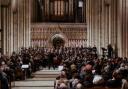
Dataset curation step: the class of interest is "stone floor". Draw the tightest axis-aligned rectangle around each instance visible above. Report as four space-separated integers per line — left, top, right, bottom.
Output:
12 87 53 89
12 69 60 89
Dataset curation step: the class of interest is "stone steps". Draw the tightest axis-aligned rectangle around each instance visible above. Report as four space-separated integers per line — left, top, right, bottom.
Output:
33 69 60 78
13 81 54 87
12 69 59 89
33 74 58 78
12 87 53 89
27 78 55 81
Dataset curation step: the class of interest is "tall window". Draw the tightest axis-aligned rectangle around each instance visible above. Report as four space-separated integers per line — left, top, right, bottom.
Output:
52 0 65 16
77 0 84 22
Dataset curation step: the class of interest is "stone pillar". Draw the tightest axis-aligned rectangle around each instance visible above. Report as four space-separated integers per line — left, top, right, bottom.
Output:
2 7 7 54
126 3 128 57
86 0 118 55
86 0 91 46
117 0 128 57
117 0 122 57
8 6 14 55
0 0 31 55
0 5 1 30
17 0 31 50
1 4 14 55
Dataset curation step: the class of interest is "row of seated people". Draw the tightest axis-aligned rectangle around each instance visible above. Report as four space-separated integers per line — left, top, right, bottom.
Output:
55 62 128 89
53 48 128 89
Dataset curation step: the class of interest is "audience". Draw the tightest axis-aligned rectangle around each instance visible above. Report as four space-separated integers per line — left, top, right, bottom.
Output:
0 46 128 89
0 62 9 89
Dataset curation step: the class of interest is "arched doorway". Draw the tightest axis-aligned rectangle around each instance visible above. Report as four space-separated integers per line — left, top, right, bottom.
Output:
51 34 67 49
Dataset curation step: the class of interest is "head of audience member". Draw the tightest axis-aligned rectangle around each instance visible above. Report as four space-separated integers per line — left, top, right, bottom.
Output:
84 64 93 72
58 83 68 89
76 83 83 89
112 70 122 80
93 75 104 85
59 70 67 78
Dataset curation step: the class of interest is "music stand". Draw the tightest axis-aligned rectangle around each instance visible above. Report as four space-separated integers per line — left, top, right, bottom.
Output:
21 65 29 80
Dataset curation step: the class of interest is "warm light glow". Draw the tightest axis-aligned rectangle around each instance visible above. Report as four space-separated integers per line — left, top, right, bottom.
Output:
54 0 65 16
11 0 17 13
79 1 83 7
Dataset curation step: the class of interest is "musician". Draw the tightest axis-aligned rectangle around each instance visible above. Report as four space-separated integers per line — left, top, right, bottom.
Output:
101 47 107 58
107 44 113 58
92 45 98 58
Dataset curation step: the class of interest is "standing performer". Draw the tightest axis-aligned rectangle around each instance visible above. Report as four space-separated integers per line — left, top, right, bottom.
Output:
107 44 113 58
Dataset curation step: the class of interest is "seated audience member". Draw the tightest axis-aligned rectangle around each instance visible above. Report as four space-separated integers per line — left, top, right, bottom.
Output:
58 83 68 89
69 73 80 89
81 64 93 87
70 62 77 73
0 63 9 89
106 70 122 88
121 79 128 89
75 83 83 89
93 75 104 85
55 71 69 89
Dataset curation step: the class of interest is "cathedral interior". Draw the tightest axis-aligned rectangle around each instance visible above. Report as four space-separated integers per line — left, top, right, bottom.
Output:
0 0 128 89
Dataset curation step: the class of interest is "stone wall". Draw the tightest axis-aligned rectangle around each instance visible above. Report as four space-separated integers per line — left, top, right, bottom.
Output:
117 0 128 57
0 0 31 55
0 0 128 57
86 0 128 57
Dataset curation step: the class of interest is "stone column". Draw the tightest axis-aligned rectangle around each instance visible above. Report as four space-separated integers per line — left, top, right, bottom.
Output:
8 6 14 55
117 0 128 57
117 0 122 57
86 0 91 46
86 0 118 55
126 2 128 57
0 5 1 30
2 7 7 54
1 0 31 54
125 0 128 58
1 4 14 55
17 0 31 50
